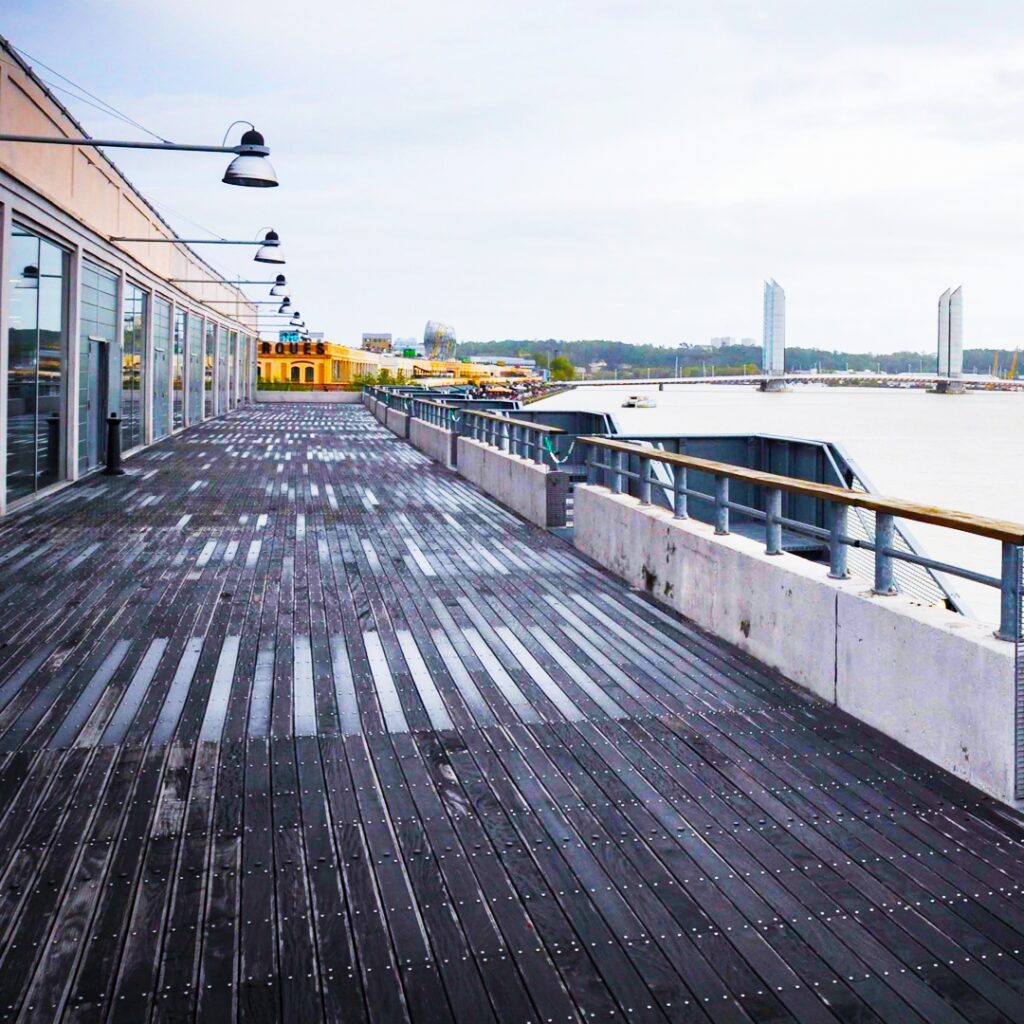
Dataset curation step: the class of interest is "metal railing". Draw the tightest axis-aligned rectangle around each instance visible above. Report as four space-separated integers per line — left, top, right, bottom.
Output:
578 435 1024 642
411 398 459 430
460 408 565 465
381 392 567 465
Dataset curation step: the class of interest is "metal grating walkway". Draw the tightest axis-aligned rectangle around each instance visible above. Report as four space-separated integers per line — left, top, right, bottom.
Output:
0 403 1023 1022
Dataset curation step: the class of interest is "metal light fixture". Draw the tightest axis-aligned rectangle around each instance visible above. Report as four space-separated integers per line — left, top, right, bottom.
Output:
254 230 285 265
269 274 288 296
221 124 278 188
0 120 278 187
15 264 39 288
277 297 292 313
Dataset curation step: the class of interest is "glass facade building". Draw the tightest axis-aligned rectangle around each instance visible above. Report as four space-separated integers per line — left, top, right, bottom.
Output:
762 279 786 377
173 309 186 430
0 38 257 516
5 225 69 502
121 283 147 451
152 296 171 440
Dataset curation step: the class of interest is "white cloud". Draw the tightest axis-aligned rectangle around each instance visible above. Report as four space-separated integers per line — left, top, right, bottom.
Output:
9 0 1024 349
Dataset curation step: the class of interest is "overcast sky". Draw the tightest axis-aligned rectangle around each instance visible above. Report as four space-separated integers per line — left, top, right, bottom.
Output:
7 1 1024 352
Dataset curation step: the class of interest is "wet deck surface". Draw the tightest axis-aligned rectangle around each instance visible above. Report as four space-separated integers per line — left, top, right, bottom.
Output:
1 403 1024 1023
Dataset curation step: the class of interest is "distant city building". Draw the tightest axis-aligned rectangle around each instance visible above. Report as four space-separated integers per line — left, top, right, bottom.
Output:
740 337 757 346
937 287 964 378
762 280 786 375
469 355 535 368
424 321 457 359
709 337 733 349
361 333 392 353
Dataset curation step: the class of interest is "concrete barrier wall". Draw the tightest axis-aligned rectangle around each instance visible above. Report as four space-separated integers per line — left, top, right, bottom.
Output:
385 408 410 438
256 390 361 403
573 484 1017 804
410 419 456 468
457 437 552 528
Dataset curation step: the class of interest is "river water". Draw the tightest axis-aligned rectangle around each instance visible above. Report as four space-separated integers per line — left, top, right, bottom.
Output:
531 383 1024 626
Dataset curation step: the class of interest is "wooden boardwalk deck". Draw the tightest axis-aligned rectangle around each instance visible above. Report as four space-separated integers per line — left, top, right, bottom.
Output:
0 403 1023 1023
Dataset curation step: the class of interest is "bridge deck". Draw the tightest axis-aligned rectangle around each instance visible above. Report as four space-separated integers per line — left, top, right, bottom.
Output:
0 403 1023 1023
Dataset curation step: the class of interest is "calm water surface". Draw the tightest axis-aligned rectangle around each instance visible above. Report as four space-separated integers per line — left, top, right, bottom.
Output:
533 383 1024 624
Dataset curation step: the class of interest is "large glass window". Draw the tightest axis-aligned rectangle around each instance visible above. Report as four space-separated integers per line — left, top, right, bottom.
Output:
121 284 147 450
217 326 229 414
78 262 118 472
6 225 69 502
228 331 238 409
204 320 216 417
173 309 185 429
152 297 171 440
188 316 203 422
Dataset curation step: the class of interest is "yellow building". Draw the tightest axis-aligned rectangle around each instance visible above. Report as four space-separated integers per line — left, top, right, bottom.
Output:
256 338 506 387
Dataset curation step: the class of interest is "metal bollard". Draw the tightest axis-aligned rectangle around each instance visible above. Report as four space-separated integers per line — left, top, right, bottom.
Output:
996 542 1021 641
827 503 850 579
765 488 782 554
673 464 688 519
639 457 652 504
103 412 126 476
612 451 624 494
714 476 729 534
873 513 897 594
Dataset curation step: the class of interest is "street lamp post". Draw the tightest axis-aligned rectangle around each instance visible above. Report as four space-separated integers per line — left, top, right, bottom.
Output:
0 121 278 186
110 230 285 264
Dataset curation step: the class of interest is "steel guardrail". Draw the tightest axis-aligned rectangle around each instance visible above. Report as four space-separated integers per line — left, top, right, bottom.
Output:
577 435 1024 641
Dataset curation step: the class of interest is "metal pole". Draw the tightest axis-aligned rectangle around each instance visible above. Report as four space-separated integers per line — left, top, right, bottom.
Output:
103 413 125 476
997 542 1021 640
714 476 729 534
765 488 783 554
639 457 652 504
585 444 597 485
673 465 688 519
828 503 850 579
873 513 898 594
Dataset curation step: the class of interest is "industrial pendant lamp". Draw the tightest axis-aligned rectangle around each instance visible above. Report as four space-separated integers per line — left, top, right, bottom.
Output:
269 274 288 296
277 297 292 313
254 230 285 264
221 125 278 188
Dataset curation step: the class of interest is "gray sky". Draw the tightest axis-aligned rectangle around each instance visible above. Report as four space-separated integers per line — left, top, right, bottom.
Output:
7 1 1024 351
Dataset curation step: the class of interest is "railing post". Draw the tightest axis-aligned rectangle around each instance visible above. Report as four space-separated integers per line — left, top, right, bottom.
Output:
501 419 509 452
535 430 546 466
997 542 1022 640
611 451 624 494
585 443 597 484
639 457 652 504
765 487 782 554
827 503 850 579
873 513 897 595
714 476 729 534
673 465 687 519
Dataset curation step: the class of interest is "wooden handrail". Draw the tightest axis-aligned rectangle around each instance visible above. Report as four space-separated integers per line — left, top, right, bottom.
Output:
579 436 1024 545
462 409 566 434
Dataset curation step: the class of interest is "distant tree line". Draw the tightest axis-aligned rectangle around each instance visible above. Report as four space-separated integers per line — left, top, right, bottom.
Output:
458 339 1022 377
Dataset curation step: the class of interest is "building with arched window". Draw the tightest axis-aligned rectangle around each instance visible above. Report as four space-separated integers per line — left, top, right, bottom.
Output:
256 335 505 387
